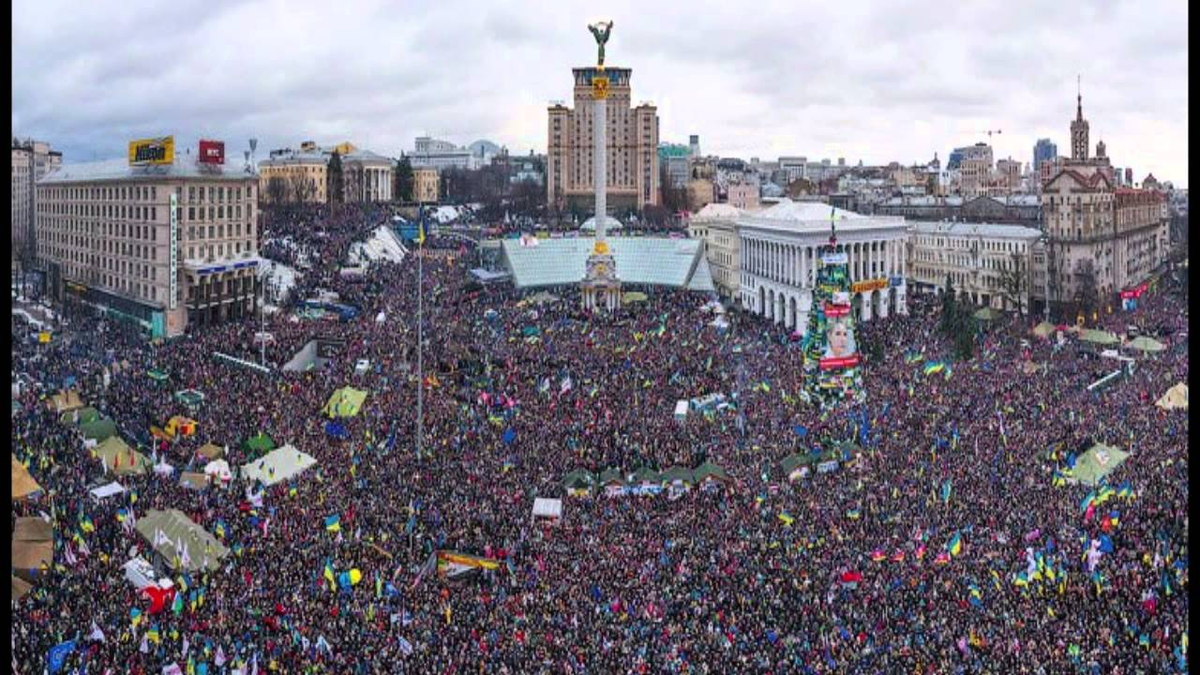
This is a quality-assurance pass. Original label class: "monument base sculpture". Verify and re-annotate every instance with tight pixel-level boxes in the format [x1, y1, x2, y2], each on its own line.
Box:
[582, 251, 621, 312]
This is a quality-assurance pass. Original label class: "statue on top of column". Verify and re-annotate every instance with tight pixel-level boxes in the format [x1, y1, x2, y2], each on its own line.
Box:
[588, 20, 613, 67]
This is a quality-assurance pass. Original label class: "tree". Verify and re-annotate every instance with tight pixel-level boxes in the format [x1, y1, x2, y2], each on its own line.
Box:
[940, 275, 975, 361]
[998, 252, 1027, 316]
[395, 157, 415, 203]
[266, 177, 289, 205]
[1073, 259, 1099, 325]
[327, 151, 345, 205]
[289, 172, 316, 205]
[510, 179, 543, 218]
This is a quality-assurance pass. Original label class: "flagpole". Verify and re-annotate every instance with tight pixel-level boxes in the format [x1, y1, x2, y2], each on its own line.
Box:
[416, 206, 424, 462]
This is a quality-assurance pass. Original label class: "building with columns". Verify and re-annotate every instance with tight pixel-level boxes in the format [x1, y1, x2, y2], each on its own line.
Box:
[258, 141, 392, 204]
[687, 202, 743, 299]
[738, 199, 908, 332]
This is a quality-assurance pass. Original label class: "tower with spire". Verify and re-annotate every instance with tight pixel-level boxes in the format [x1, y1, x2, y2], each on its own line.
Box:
[1071, 75, 1090, 160]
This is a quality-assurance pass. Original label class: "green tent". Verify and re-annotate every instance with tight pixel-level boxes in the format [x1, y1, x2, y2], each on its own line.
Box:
[242, 432, 276, 456]
[135, 509, 229, 573]
[1128, 336, 1166, 353]
[1072, 443, 1130, 486]
[973, 307, 1003, 322]
[80, 418, 118, 442]
[174, 389, 206, 408]
[781, 453, 820, 477]
[660, 466, 694, 485]
[1080, 329, 1119, 345]
[598, 468, 625, 486]
[562, 470, 595, 490]
[147, 369, 169, 382]
[629, 466, 661, 485]
[623, 291, 648, 305]
[323, 387, 368, 418]
[693, 461, 731, 484]
[94, 436, 148, 476]
[1032, 321, 1056, 339]
[61, 406, 101, 426]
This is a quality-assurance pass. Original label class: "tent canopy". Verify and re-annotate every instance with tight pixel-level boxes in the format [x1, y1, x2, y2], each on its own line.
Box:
[13, 516, 53, 542]
[11, 455, 43, 500]
[1032, 321, 1056, 339]
[80, 418, 118, 442]
[242, 432, 276, 455]
[241, 444, 317, 487]
[323, 387, 368, 418]
[179, 472, 211, 490]
[95, 436, 149, 476]
[1080, 329, 1120, 345]
[61, 406, 101, 426]
[1072, 443, 1130, 486]
[11, 574, 33, 600]
[1156, 382, 1188, 411]
[693, 461, 731, 483]
[629, 466, 661, 484]
[562, 470, 595, 489]
[973, 307, 1003, 322]
[660, 466, 694, 484]
[1128, 336, 1166, 353]
[598, 468, 625, 486]
[623, 291, 648, 304]
[134, 509, 229, 573]
[12, 516, 53, 580]
[89, 481, 126, 500]
[197, 443, 225, 460]
[49, 390, 84, 414]
[532, 497, 563, 520]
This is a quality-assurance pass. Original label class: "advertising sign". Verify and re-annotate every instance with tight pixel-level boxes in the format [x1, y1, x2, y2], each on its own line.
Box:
[169, 193, 178, 310]
[890, 276, 904, 287]
[198, 140, 225, 165]
[822, 252, 848, 265]
[128, 136, 175, 166]
[851, 278, 889, 294]
[824, 303, 851, 317]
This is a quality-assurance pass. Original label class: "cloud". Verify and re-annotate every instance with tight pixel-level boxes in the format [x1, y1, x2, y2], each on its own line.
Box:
[12, 0, 1189, 186]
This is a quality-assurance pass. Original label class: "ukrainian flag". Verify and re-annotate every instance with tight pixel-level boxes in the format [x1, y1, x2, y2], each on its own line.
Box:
[1080, 490, 1097, 513]
[778, 512, 795, 526]
[1013, 571, 1030, 587]
[147, 625, 161, 644]
[1051, 470, 1066, 488]
[1118, 481, 1135, 500]
[323, 559, 336, 591]
[80, 515, 95, 534]
[131, 607, 143, 628]
[417, 216, 426, 246]
[325, 515, 341, 533]
[968, 584, 982, 607]
[1095, 485, 1116, 505]
[924, 361, 945, 376]
[845, 509, 861, 520]
[947, 532, 962, 557]
[214, 522, 225, 539]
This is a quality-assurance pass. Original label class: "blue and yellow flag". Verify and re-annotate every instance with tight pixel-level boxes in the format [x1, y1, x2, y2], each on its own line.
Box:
[325, 515, 341, 533]
[947, 532, 962, 557]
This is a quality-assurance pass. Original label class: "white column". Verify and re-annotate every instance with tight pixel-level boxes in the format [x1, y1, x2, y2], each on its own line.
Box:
[594, 96, 607, 242]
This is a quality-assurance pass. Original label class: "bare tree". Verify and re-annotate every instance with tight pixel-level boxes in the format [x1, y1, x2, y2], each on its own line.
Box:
[267, 177, 289, 205]
[290, 173, 316, 204]
[998, 252, 1028, 316]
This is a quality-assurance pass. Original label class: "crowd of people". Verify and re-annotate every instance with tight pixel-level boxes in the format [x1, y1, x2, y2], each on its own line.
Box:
[11, 203, 1189, 673]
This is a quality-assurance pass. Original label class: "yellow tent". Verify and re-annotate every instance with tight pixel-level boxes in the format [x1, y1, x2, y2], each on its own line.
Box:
[323, 387, 368, 418]
[11, 454, 42, 500]
[1156, 382, 1188, 411]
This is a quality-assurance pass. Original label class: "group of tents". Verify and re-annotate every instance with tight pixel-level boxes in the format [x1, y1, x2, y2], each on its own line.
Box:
[563, 462, 732, 497]
[1030, 322, 1168, 354]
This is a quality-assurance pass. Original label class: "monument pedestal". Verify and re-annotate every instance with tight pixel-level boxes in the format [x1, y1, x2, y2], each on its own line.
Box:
[581, 250, 621, 312]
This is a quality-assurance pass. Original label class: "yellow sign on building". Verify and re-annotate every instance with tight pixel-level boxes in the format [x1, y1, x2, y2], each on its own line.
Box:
[128, 136, 175, 165]
[592, 76, 610, 99]
[851, 278, 889, 294]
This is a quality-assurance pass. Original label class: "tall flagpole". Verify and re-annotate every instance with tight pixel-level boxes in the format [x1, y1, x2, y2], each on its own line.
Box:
[416, 206, 424, 461]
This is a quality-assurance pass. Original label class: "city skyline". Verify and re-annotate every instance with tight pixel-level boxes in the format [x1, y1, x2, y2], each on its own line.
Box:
[13, 0, 1189, 187]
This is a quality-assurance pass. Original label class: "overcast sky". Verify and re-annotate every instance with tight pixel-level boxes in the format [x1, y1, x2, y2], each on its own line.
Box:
[13, 0, 1189, 186]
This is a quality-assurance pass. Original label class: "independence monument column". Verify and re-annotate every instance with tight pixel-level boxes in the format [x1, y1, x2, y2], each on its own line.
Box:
[581, 20, 621, 313]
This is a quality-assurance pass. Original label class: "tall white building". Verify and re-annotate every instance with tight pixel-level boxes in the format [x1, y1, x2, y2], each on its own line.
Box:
[12, 139, 62, 259]
[738, 199, 908, 332]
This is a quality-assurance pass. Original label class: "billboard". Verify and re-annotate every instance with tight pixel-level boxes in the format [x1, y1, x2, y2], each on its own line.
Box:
[198, 140, 225, 165]
[851, 278, 889, 294]
[128, 136, 175, 166]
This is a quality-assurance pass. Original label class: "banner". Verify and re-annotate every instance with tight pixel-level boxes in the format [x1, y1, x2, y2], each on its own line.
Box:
[198, 140, 225, 165]
[819, 355, 860, 370]
[851, 278, 888, 294]
[824, 303, 851, 317]
[129, 136, 175, 166]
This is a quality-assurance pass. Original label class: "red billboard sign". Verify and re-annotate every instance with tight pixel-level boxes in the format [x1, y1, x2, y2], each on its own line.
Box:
[819, 355, 861, 370]
[824, 303, 851, 317]
[199, 140, 225, 165]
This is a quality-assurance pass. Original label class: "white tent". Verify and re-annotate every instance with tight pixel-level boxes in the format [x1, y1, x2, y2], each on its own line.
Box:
[241, 444, 317, 487]
[203, 459, 232, 482]
[88, 481, 126, 501]
[532, 497, 563, 524]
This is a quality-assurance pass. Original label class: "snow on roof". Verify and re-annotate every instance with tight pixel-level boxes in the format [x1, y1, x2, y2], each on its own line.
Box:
[580, 215, 624, 230]
[40, 156, 258, 184]
[692, 203, 742, 221]
[738, 198, 906, 233]
[348, 226, 407, 265]
[909, 221, 1044, 239]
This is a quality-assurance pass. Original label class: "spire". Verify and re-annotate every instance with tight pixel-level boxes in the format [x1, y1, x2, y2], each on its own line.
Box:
[1076, 75, 1083, 120]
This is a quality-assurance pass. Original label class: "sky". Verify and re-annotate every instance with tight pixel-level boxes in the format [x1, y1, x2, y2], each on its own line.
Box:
[12, 0, 1190, 187]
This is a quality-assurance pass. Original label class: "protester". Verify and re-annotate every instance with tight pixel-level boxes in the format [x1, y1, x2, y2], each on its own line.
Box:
[11, 204, 1189, 673]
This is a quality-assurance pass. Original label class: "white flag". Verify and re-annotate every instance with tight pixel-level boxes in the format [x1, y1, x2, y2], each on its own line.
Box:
[140, 632, 150, 654]
[398, 636, 413, 656]
[215, 645, 226, 666]
[251, 652, 259, 675]
[182, 634, 189, 659]
[89, 620, 106, 643]
[64, 544, 78, 566]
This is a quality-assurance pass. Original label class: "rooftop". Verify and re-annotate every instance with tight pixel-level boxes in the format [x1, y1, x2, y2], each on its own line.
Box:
[501, 236, 713, 290]
[909, 221, 1044, 239]
[737, 198, 906, 233]
[39, 156, 258, 184]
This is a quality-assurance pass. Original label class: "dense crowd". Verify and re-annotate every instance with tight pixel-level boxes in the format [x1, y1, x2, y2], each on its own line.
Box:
[11, 204, 1189, 673]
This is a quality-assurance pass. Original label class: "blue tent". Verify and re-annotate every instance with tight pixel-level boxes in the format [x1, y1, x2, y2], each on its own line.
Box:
[325, 421, 349, 440]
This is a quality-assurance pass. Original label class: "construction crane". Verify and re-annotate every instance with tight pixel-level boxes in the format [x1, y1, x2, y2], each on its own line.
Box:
[979, 129, 1002, 141]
